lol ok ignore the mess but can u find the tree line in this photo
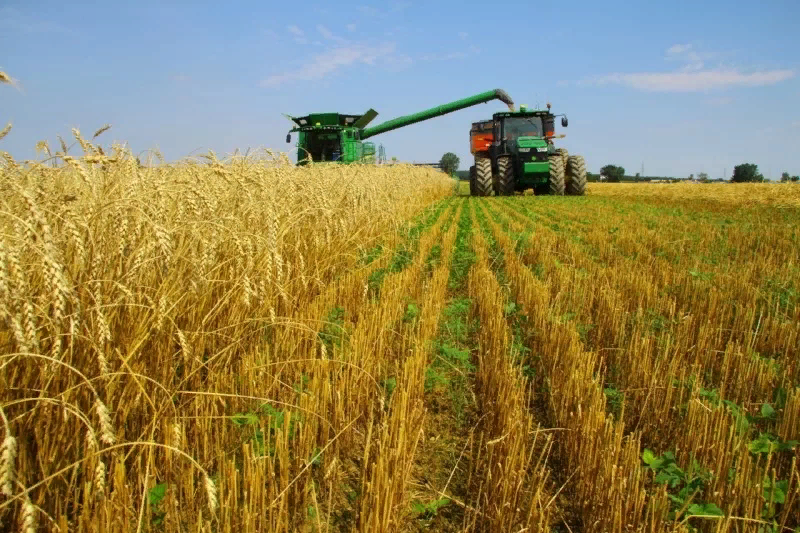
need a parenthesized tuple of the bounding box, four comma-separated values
(443, 153, 799, 184)
(597, 163, 799, 183)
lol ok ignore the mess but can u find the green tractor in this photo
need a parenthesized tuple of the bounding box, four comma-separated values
(468, 103, 586, 196)
(284, 89, 515, 165)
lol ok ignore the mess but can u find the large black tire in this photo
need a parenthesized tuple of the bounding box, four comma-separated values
(469, 165, 477, 195)
(473, 156, 493, 196)
(495, 155, 515, 196)
(548, 155, 565, 195)
(554, 147, 569, 168)
(566, 155, 587, 196)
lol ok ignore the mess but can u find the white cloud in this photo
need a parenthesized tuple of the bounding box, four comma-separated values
(317, 24, 347, 43)
(420, 45, 479, 62)
(458, 31, 468, 40)
(287, 24, 307, 44)
(577, 44, 795, 92)
(347, 23, 357, 32)
(586, 69, 794, 92)
(260, 42, 411, 88)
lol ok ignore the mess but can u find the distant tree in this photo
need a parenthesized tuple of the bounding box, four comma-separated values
(731, 163, 764, 183)
(439, 152, 459, 175)
(688, 173, 694, 181)
(698, 172, 710, 183)
(781, 172, 791, 182)
(600, 164, 625, 182)
(792, 176, 800, 183)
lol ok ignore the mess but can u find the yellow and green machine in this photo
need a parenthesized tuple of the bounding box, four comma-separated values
(284, 89, 515, 165)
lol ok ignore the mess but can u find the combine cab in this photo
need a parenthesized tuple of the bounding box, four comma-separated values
(468, 103, 586, 196)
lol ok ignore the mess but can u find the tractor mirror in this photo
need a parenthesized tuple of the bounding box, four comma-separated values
(286, 133, 291, 143)
(561, 117, 568, 127)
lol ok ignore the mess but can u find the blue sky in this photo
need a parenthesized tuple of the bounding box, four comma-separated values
(2, 0, 799, 179)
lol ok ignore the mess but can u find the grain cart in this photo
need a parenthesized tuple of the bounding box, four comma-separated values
(284, 89, 515, 165)
(468, 103, 586, 196)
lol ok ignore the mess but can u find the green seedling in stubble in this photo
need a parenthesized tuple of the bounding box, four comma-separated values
(411, 497, 451, 520)
(641, 449, 724, 525)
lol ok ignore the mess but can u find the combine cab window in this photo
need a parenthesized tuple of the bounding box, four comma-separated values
(304, 132, 342, 162)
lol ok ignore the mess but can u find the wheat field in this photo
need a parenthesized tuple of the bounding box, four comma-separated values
(0, 136, 798, 533)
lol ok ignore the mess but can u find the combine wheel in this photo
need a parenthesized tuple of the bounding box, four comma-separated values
(473, 156, 493, 196)
(555, 147, 569, 167)
(566, 155, 587, 196)
(495, 155, 515, 196)
(469, 165, 477, 195)
(548, 155, 565, 196)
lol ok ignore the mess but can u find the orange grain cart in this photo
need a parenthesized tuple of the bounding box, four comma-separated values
(470, 119, 495, 154)
(468, 120, 495, 195)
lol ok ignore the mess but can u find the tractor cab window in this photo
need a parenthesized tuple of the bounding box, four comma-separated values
(303, 132, 342, 162)
(502, 116, 543, 140)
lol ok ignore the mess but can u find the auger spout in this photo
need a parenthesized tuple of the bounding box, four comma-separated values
(360, 89, 514, 140)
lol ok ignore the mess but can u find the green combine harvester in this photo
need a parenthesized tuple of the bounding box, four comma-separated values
(284, 89, 515, 165)
(468, 102, 587, 196)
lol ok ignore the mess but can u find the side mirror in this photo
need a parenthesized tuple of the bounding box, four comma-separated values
(286, 133, 291, 143)
(561, 117, 568, 127)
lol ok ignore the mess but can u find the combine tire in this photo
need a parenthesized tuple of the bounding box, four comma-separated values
(473, 156, 493, 196)
(548, 155, 565, 196)
(555, 147, 569, 167)
(469, 165, 477, 195)
(495, 155, 515, 196)
(566, 155, 587, 196)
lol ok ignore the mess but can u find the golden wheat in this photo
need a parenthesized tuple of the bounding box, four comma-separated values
(2, 132, 798, 532)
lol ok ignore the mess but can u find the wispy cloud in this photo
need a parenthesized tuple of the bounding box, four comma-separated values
(262, 19, 413, 87)
(317, 24, 347, 43)
(577, 44, 795, 92)
(0, 6, 78, 36)
(260, 42, 410, 87)
(347, 23, 357, 32)
(287, 24, 307, 44)
(421, 45, 479, 62)
(458, 31, 468, 40)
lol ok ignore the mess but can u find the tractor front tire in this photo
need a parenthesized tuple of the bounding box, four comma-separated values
(469, 165, 477, 195)
(495, 156, 515, 196)
(474, 156, 493, 196)
(548, 155, 565, 196)
(566, 155, 587, 196)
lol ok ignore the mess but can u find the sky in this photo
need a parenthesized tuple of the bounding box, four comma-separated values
(1, 0, 799, 179)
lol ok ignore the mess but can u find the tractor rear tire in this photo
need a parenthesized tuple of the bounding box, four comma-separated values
(548, 155, 565, 195)
(555, 148, 569, 167)
(469, 165, 477, 195)
(474, 156, 493, 196)
(495, 156, 515, 196)
(566, 155, 587, 196)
